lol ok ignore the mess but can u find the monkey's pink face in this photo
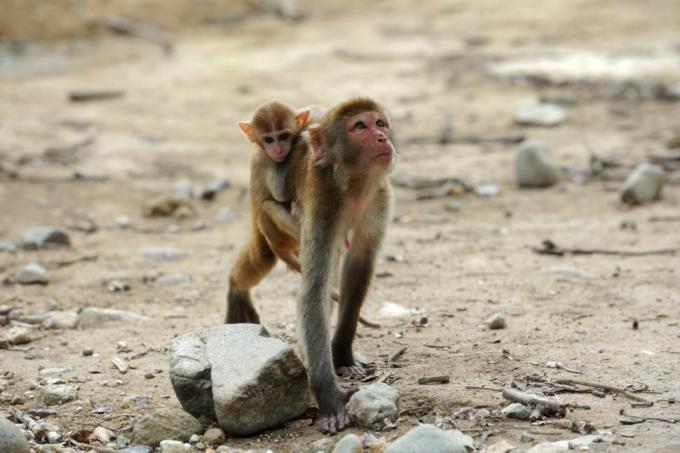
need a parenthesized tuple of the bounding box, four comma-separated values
(346, 111, 396, 166)
(260, 129, 294, 162)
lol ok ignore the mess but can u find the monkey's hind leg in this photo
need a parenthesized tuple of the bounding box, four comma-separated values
(226, 231, 276, 324)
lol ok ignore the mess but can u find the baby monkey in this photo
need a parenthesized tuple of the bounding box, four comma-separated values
(234, 102, 379, 328)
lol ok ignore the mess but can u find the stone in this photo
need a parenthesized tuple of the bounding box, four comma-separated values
(122, 447, 153, 453)
(0, 416, 31, 453)
(200, 178, 231, 200)
(385, 425, 475, 453)
(8, 326, 33, 344)
(79, 307, 149, 328)
(15, 262, 49, 284)
(621, 163, 665, 205)
(521, 432, 536, 443)
(203, 427, 226, 446)
(128, 407, 201, 446)
(309, 437, 335, 453)
(93, 426, 115, 444)
(501, 403, 531, 420)
(514, 101, 566, 127)
(169, 324, 310, 436)
(21, 226, 71, 249)
(333, 433, 363, 453)
(141, 247, 187, 261)
(37, 384, 77, 405)
(515, 140, 560, 188)
(486, 313, 506, 330)
(42, 311, 79, 329)
(0, 239, 17, 252)
(527, 435, 599, 453)
(157, 273, 193, 285)
(159, 439, 188, 453)
(346, 383, 400, 430)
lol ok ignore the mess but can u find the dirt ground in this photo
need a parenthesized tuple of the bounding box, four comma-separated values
(1, 0, 680, 451)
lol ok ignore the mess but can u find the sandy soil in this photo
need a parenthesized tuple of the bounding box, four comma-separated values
(1, 1, 680, 451)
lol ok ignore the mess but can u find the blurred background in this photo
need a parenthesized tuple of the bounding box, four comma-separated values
(1, 1, 679, 451)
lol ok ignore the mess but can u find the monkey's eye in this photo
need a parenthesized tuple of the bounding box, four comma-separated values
(278, 132, 290, 141)
(353, 121, 367, 130)
(376, 119, 387, 128)
(263, 137, 274, 144)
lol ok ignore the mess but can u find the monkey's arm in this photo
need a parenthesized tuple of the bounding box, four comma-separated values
(298, 204, 348, 434)
(261, 200, 299, 238)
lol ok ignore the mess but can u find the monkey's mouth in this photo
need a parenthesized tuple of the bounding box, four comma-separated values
(372, 151, 393, 163)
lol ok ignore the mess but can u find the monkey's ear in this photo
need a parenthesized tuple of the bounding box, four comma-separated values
(295, 109, 311, 128)
(308, 125, 326, 156)
(237, 121, 255, 142)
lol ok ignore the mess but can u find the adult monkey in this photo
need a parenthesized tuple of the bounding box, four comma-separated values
(300, 97, 397, 433)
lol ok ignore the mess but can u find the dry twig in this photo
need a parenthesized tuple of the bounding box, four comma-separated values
(418, 375, 450, 385)
(556, 378, 653, 405)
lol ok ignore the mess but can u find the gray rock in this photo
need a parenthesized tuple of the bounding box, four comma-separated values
(521, 432, 536, 443)
(203, 427, 226, 446)
(157, 273, 193, 285)
(621, 163, 665, 205)
(0, 240, 17, 252)
(0, 416, 31, 453)
(486, 313, 506, 330)
(21, 226, 71, 249)
(386, 425, 475, 453)
(15, 262, 49, 284)
(527, 435, 599, 453)
(128, 407, 201, 447)
(37, 384, 77, 405)
(8, 326, 33, 344)
(501, 402, 531, 420)
(79, 307, 149, 328)
(515, 140, 560, 188)
(141, 247, 187, 261)
(346, 383, 400, 429)
(42, 311, 80, 329)
(169, 324, 310, 436)
(159, 439, 188, 453)
(515, 101, 566, 127)
(333, 433, 363, 453)
(200, 178, 231, 200)
(309, 437, 335, 453)
(122, 446, 153, 453)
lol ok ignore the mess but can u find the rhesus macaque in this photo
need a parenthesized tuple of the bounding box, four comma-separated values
(236, 101, 310, 273)
(298, 98, 397, 433)
(228, 102, 380, 328)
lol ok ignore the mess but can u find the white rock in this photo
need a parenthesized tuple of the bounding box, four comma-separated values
(93, 426, 115, 444)
(0, 416, 31, 453)
(169, 324, 310, 436)
(385, 425, 475, 453)
(171, 179, 194, 199)
(486, 313, 506, 330)
(527, 435, 600, 453)
(502, 403, 531, 420)
(141, 247, 187, 261)
(157, 273, 193, 285)
(37, 384, 77, 405)
(42, 311, 79, 329)
(515, 140, 560, 187)
(347, 383, 400, 430)
(159, 439, 188, 453)
(515, 101, 566, 127)
(15, 262, 49, 284)
(79, 307, 149, 328)
(21, 226, 71, 248)
(0, 240, 17, 252)
(333, 433, 363, 453)
(8, 326, 32, 345)
(621, 163, 664, 205)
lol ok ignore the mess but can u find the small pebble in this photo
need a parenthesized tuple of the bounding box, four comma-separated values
(82, 348, 94, 356)
(486, 313, 507, 329)
(14, 263, 49, 285)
